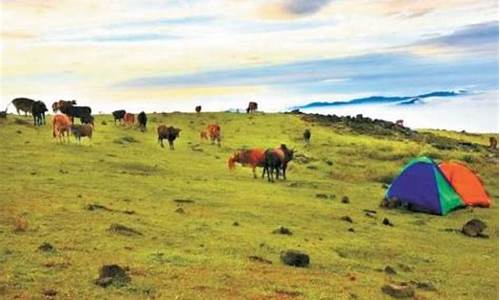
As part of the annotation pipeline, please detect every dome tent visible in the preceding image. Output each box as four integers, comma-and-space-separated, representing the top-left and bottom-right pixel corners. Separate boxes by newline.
439, 162, 491, 207
386, 157, 464, 215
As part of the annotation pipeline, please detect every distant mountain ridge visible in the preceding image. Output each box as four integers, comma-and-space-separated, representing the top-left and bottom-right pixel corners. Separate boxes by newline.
295, 90, 467, 109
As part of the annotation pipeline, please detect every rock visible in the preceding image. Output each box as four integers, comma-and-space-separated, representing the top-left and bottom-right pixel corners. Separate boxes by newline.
384, 266, 397, 275
94, 264, 130, 287
280, 250, 310, 267
348, 228, 355, 233
175, 207, 185, 214
365, 212, 376, 218
363, 209, 377, 214
248, 255, 272, 264
462, 219, 488, 237
382, 218, 394, 226
232, 221, 239, 226
316, 193, 328, 199
341, 216, 353, 223
341, 196, 350, 204
381, 283, 415, 298
38, 242, 55, 252
108, 223, 142, 236
273, 226, 293, 235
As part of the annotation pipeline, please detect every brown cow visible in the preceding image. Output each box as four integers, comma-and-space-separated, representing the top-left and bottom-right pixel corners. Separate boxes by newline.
200, 124, 221, 146
490, 137, 498, 149
123, 113, 135, 125
52, 100, 76, 113
70, 124, 93, 142
52, 114, 72, 143
246, 101, 258, 113
158, 125, 181, 150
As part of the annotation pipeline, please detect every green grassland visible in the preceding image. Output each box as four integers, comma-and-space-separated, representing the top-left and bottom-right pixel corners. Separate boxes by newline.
0, 112, 498, 299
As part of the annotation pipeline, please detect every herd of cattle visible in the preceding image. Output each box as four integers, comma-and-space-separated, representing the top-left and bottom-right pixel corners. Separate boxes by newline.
4, 98, 296, 181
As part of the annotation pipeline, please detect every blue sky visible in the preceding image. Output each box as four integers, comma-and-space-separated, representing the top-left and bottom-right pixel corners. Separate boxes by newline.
1, 0, 498, 131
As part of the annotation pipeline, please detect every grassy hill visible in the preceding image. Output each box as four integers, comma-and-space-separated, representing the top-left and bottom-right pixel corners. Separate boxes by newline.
0, 112, 498, 299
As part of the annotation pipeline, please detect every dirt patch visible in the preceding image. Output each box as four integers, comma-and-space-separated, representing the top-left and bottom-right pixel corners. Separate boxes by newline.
248, 256, 272, 264
108, 223, 142, 236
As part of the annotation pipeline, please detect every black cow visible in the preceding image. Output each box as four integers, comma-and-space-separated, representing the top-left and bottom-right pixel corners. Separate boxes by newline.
80, 114, 94, 127
12, 98, 35, 115
157, 125, 181, 150
303, 129, 311, 144
137, 111, 147, 132
263, 144, 294, 182
246, 101, 258, 114
195, 106, 202, 113
112, 110, 126, 124
67, 106, 92, 123
32, 101, 48, 126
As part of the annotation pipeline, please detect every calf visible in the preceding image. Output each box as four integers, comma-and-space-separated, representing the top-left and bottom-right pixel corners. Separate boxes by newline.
200, 124, 221, 146
137, 111, 147, 131
32, 100, 48, 126
158, 125, 181, 150
112, 110, 126, 124
70, 124, 93, 142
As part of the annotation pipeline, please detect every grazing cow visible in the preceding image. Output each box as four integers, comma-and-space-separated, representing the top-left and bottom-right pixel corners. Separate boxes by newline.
157, 125, 181, 150
490, 137, 498, 149
80, 114, 94, 127
303, 129, 311, 144
246, 101, 258, 114
12, 98, 35, 115
263, 144, 294, 182
123, 113, 135, 125
112, 110, 126, 124
70, 124, 93, 142
32, 101, 48, 126
137, 111, 147, 131
395, 119, 404, 126
195, 105, 202, 113
52, 114, 72, 143
200, 124, 221, 146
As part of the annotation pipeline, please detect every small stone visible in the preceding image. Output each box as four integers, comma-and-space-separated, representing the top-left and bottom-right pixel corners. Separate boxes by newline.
273, 226, 293, 235
316, 193, 328, 199
94, 264, 130, 288
341, 196, 350, 204
348, 228, 355, 233
232, 221, 239, 226
381, 283, 415, 298
365, 212, 376, 218
175, 207, 185, 214
383, 218, 394, 226
280, 250, 310, 267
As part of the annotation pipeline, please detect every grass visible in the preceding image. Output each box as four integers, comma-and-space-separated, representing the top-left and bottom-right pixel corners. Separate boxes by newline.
0, 113, 498, 299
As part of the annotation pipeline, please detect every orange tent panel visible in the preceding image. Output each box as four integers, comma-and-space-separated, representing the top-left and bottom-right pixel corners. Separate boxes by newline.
439, 162, 491, 207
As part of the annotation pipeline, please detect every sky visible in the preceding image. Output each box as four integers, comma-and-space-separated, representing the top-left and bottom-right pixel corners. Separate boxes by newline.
1, 0, 498, 131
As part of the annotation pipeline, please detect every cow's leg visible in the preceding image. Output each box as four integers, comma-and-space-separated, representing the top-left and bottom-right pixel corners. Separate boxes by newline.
169, 140, 174, 150
252, 166, 257, 179
282, 164, 287, 180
